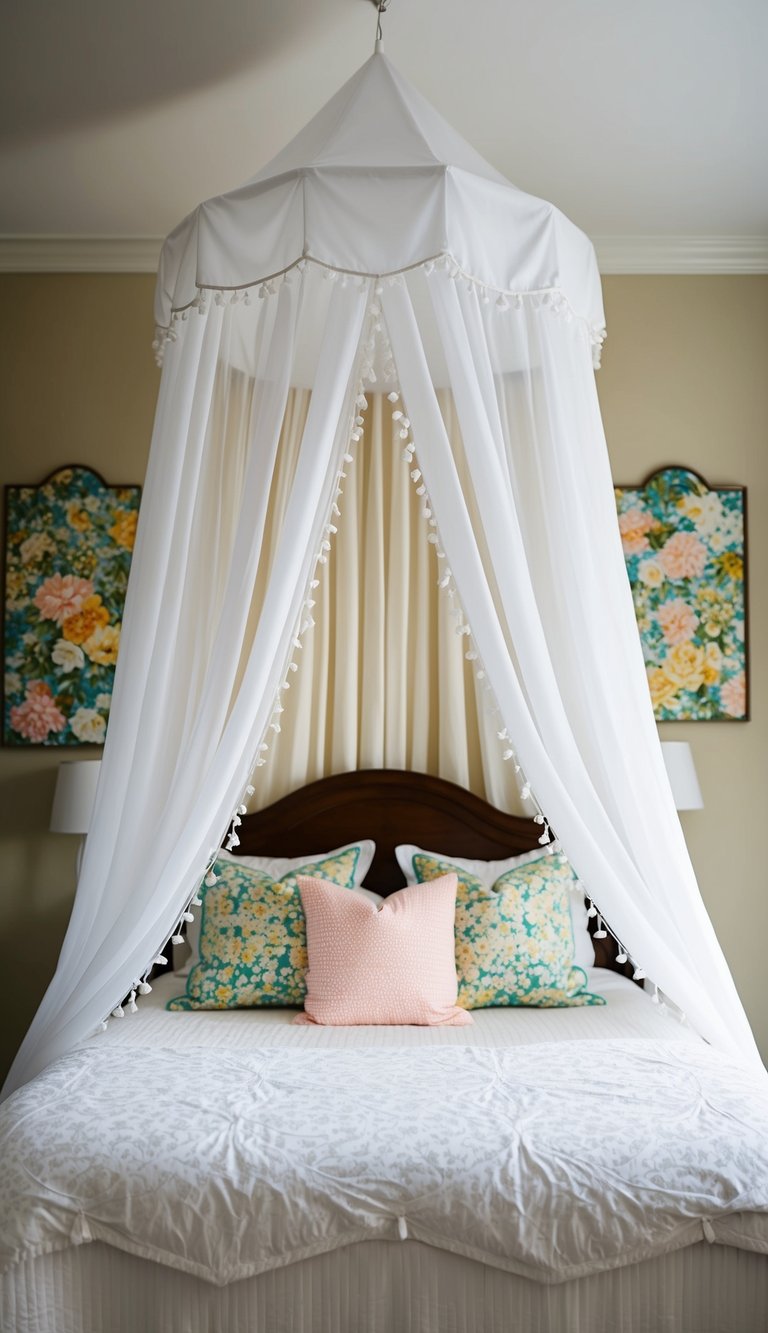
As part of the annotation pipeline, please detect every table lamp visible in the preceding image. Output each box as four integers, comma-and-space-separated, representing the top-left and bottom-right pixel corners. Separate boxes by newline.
660, 742, 703, 811
50, 759, 101, 871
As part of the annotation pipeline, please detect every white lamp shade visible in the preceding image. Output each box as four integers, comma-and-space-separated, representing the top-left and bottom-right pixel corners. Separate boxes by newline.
50, 760, 101, 834
661, 742, 703, 811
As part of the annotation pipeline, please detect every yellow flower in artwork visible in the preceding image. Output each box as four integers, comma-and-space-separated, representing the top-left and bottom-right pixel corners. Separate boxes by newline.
83, 623, 121, 665
647, 668, 678, 710
717, 551, 743, 580
663, 642, 705, 691
110, 508, 138, 550
66, 500, 91, 532
61, 594, 110, 645
703, 642, 723, 686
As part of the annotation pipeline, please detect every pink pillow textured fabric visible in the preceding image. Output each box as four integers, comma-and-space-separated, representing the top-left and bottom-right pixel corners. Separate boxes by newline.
296, 873, 472, 1026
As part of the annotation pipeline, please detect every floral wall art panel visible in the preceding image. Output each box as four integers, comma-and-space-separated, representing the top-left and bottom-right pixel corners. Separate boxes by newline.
616, 467, 747, 722
3, 466, 141, 746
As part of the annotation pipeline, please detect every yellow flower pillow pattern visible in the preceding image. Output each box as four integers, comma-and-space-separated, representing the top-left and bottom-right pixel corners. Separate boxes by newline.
411, 853, 605, 1010
168, 847, 366, 1010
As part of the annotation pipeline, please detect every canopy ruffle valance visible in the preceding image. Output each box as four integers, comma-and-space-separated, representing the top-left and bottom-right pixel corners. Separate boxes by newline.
4, 53, 759, 1101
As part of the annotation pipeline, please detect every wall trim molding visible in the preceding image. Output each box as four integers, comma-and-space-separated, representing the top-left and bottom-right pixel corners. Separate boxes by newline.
0, 233, 766, 276
593, 234, 768, 274
0, 236, 163, 273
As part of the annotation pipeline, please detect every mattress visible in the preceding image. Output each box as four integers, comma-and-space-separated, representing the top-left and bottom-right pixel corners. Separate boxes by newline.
2, 969, 766, 1333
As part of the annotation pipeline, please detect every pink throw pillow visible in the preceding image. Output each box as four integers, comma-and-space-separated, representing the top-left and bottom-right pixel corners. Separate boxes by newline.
296, 873, 472, 1026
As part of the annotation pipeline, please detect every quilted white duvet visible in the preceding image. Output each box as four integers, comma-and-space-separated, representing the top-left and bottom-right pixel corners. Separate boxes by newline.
1, 1035, 768, 1286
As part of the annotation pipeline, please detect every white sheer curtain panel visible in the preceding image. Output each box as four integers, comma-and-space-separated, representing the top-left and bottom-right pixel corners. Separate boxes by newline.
4, 272, 368, 1096
381, 267, 759, 1064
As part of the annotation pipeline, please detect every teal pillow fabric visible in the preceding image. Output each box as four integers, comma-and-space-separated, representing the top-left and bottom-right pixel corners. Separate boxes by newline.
167, 845, 364, 1010
411, 851, 605, 1010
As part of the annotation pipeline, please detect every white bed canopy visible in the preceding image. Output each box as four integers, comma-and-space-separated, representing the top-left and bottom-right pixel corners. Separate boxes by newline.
4, 49, 760, 1098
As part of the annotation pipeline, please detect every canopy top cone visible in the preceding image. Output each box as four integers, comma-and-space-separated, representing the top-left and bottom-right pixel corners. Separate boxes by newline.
155, 52, 605, 352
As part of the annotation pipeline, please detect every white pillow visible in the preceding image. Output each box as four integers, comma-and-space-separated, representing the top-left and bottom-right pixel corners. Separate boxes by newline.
395, 843, 595, 969
175, 840, 377, 977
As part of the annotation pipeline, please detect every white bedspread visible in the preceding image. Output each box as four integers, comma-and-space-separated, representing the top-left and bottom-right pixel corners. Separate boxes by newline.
2, 1033, 767, 1286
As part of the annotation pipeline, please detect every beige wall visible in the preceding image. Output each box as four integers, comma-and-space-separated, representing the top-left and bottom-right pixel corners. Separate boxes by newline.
0, 272, 765, 1083
599, 275, 768, 1062
0, 275, 158, 1082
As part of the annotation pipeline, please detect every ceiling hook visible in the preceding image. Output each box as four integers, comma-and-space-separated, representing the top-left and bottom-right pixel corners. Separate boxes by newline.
373, 0, 391, 53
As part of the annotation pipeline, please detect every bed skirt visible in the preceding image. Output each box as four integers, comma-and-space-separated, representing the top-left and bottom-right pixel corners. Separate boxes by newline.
4, 1239, 768, 1333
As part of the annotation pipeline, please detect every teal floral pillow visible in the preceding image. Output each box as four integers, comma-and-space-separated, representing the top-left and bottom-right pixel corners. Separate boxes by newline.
167, 846, 363, 1010
412, 853, 604, 1010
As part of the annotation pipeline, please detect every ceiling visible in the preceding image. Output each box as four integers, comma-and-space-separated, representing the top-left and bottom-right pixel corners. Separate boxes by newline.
1, 0, 766, 265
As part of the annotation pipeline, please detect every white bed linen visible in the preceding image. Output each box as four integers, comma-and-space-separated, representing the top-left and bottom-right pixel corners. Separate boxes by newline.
4, 1034, 767, 1289
88, 966, 703, 1050
2, 970, 767, 1295
2, 971, 767, 1333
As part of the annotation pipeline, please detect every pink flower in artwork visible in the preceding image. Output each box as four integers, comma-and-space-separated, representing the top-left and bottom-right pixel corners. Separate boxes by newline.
720, 673, 746, 719
618, 507, 655, 555
9, 680, 67, 742
657, 531, 707, 581
34, 573, 94, 625
656, 598, 699, 646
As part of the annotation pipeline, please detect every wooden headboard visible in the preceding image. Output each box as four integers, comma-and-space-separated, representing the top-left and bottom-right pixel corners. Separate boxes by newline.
237, 768, 626, 976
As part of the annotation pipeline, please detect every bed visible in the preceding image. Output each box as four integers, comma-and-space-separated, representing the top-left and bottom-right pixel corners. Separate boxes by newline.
2, 769, 767, 1333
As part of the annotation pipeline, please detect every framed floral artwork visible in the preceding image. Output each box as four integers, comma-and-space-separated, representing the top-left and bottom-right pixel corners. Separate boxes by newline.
615, 466, 747, 722
2, 466, 141, 746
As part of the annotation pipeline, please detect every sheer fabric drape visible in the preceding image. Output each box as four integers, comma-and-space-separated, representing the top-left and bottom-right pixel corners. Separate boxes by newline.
4, 273, 369, 1095
4, 261, 759, 1099
382, 267, 757, 1062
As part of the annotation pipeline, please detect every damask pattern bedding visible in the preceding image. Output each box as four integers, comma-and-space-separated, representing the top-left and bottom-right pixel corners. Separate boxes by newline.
2, 1025, 767, 1287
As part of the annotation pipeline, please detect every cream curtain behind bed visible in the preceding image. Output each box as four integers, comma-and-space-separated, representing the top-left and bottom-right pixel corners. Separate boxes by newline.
253, 390, 526, 814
